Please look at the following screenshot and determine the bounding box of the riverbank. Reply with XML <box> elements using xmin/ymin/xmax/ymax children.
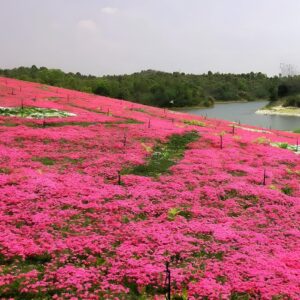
<box><xmin>256</xmin><ymin>105</ymin><xmax>300</xmax><ymax>117</ymax></box>
<box><xmin>171</xmin><ymin>99</ymin><xmax>253</xmax><ymax>111</ymax></box>
<box><xmin>172</xmin><ymin>100</ymin><xmax>299</xmax><ymax>131</ymax></box>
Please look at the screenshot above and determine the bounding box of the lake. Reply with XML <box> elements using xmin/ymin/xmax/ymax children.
<box><xmin>177</xmin><ymin>101</ymin><xmax>300</xmax><ymax>131</ymax></box>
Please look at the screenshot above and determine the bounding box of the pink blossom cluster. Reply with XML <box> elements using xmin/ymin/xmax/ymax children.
<box><xmin>0</xmin><ymin>77</ymin><xmax>299</xmax><ymax>299</ymax></box>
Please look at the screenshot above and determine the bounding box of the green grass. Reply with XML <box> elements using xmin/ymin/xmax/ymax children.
<box><xmin>35</xmin><ymin>121</ymin><xmax>97</xmax><ymax>128</ymax></box>
<box><xmin>293</xmin><ymin>129</ymin><xmax>300</xmax><ymax>133</ymax></box>
<box><xmin>122</xmin><ymin>131</ymin><xmax>199</xmax><ymax>177</ymax></box>
<box><xmin>167</xmin><ymin>207</ymin><xmax>193</xmax><ymax>220</ymax></box>
<box><xmin>282</xmin><ymin>186</ymin><xmax>293</xmax><ymax>195</ymax></box>
<box><xmin>1</xmin><ymin>120</ymin><xmax>142</xmax><ymax>128</ymax></box>
<box><xmin>183</xmin><ymin>119</ymin><xmax>206</xmax><ymax>127</ymax></box>
<box><xmin>32</xmin><ymin>157</ymin><xmax>56</xmax><ymax>166</ymax></box>
<box><xmin>0</xmin><ymin>253</ymin><xmax>53</xmax><ymax>299</ymax></box>
<box><xmin>230</xmin><ymin>292</ymin><xmax>253</xmax><ymax>300</ymax></box>
<box><xmin>192</xmin><ymin>249</ymin><xmax>224</xmax><ymax>260</ymax></box>
<box><xmin>0</xmin><ymin>167</ymin><xmax>11</xmax><ymax>174</ymax></box>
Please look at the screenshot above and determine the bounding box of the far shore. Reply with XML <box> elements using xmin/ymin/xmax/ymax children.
<box><xmin>256</xmin><ymin>105</ymin><xmax>300</xmax><ymax>117</ymax></box>
<box><xmin>170</xmin><ymin>99</ymin><xmax>266</xmax><ymax>111</ymax></box>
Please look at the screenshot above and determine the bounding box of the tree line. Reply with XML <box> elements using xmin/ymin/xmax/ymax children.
<box><xmin>0</xmin><ymin>65</ymin><xmax>299</xmax><ymax>107</ymax></box>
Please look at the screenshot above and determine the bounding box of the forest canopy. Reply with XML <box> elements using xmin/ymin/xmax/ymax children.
<box><xmin>1</xmin><ymin>65</ymin><xmax>298</xmax><ymax>108</ymax></box>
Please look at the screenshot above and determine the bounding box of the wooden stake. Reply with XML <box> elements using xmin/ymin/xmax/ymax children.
<box><xmin>123</xmin><ymin>134</ymin><xmax>127</xmax><ymax>147</ymax></box>
<box><xmin>117</xmin><ymin>171</ymin><xmax>121</xmax><ymax>185</ymax></box>
<box><xmin>165</xmin><ymin>262</ymin><xmax>171</xmax><ymax>300</ymax></box>
<box><xmin>263</xmin><ymin>169</ymin><xmax>266</xmax><ymax>185</ymax></box>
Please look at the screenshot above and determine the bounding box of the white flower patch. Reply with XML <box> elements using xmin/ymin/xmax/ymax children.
<box><xmin>0</xmin><ymin>106</ymin><xmax>76</xmax><ymax>119</ymax></box>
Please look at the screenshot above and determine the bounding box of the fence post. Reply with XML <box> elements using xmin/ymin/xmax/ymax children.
<box><xmin>123</xmin><ymin>134</ymin><xmax>127</xmax><ymax>147</ymax></box>
<box><xmin>263</xmin><ymin>169</ymin><xmax>266</xmax><ymax>185</ymax></box>
<box><xmin>165</xmin><ymin>262</ymin><xmax>171</xmax><ymax>300</ymax></box>
<box><xmin>117</xmin><ymin>171</ymin><xmax>121</xmax><ymax>185</ymax></box>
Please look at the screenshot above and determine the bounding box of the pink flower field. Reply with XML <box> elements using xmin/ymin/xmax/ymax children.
<box><xmin>0</xmin><ymin>77</ymin><xmax>299</xmax><ymax>300</ymax></box>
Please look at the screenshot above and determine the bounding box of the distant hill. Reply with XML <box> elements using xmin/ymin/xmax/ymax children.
<box><xmin>0</xmin><ymin>66</ymin><xmax>276</xmax><ymax>107</ymax></box>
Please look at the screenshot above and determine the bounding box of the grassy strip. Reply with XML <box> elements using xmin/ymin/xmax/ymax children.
<box><xmin>122</xmin><ymin>131</ymin><xmax>199</xmax><ymax>177</ymax></box>
<box><xmin>0</xmin><ymin>119</ymin><xmax>143</xmax><ymax>128</ymax></box>
<box><xmin>183</xmin><ymin>119</ymin><xmax>206</xmax><ymax>127</ymax></box>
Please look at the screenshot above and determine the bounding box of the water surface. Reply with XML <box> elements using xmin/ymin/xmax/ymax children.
<box><xmin>177</xmin><ymin>101</ymin><xmax>300</xmax><ymax>131</ymax></box>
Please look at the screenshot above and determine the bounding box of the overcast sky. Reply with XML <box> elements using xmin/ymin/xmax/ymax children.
<box><xmin>1</xmin><ymin>0</ymin><xmax>300</xmax><ymax>76</ymax></box>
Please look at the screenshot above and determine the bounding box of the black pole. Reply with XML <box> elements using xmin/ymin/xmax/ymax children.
<box><xmin>21</xmin><ymin>99</ymin><xmax>24</xmax><ymax>117</ymax></box>
<box><xmin>232</xmin><ymin>125</ymin><xmax>235</xmax><ymax>135</ymax></box>
<box><xmin>123</xmin><ymin>134</ymin><xmax>127</xmax><ymax>147</ymax></box>
<box><xmin>118</xmin><ymin>171</ymin><xmax>121</xmax><ymax>185</ymax></box>
<box><xmin>220</xmin><ymin>135</ymin><xmax>223</xmax><ymax>149</ymax></box>
<box><xmin>165</xmin><ymin>262</ymin><xmax>171</xmax><ymax>300</ymax></box>
<box><xmin>263</xmin><ymin>169</ymin><xmax>266</xmax><ymax>185</ymax></box>
<box><xmin>148</xmin><ymin>119</ymin><xmax>151</xmax><ymax>128</ymax></box>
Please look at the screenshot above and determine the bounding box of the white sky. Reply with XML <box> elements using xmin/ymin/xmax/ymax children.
<box><xmin>1</xmin><ymin>0</ymin><xmax>300</xmax><ymax>76</ymax></box>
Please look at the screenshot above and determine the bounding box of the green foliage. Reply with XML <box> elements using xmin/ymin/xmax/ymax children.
<box><xmin>216</xmin><ymin>275</ymin><xmax>227</xmax><ymax>284</ymax></box>
<box><xmin>278</xmin><ymin>143</ymin><xmax>289</xmax><ymax>149</ymax></box>
<box><xmin>0</xmin><ymin>66</ymin><xmax>273</xmax><ymax>107</ymax></box>
<box><xmin>282</xmin><ymin>94</ymin><xmax>300</xmax><ymax>107</ymax></box>
<box><xmin>281</xmin><ymin>186</ymin><xmax>293</xmax><ymax>195</ymax></box>
<box><xmin>32</xmin><ymin>157</ymin><xmax>56</xmax><ymax>166</ymax></box>
<box><xmin>192</xmin><ymin>249</ymin><xmax>224</xmax><ymax>260</ymax></box>
<box><xmin>122</xmin><ymin>131</ymin><xmax>199</xmax><ymax>177</ymax></box>
<box><xmin>230</xmin><ymin>292</ymin><xmax>252</xmax><ymax>300</ymax></box>
<box><xmin>167</xmin><ymin>207</ymin><xmax>193</xmax><ymax>220</ymax></box>
<box><xmin>0</xmin><ymin>167</ymin><xmax>11</xmax><ymax>174</ymax></box>
<box><xmin>183</xmin><ymin>119</ymin><xmax>206</xmax><ymax>127</ymax></box>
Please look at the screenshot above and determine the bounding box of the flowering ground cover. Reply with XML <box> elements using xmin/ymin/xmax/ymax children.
<box><xmin>0</xmin><ymin>77</ymin><xmax>299</xmax><ymax>300</ymax></box>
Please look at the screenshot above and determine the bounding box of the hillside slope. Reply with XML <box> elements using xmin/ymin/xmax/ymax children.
<box><xmin>0</xmin><ymin>77</ymin><xmax>299</xmax><ymax>299</ymax></box>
